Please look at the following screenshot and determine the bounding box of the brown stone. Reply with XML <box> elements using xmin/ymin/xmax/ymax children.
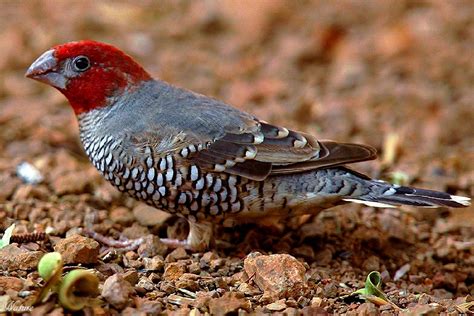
<box><xmin>0</xmin><ymin>276</ymin><xmax>24</xmax><ymax>291</ymax></box>
<box><xmin>244</xmin><ymin>252</ymin><xmax>307</xmax><ymax>299</ymax></box>
<box><xmin>356</xmin><ymin>302</ymin><xmax>379</xmax><ymax>315</ymax></box>
<box><xmin>0</xmin><ymin>244</ymin><xmax>43</xmax><ymax>271</ymax></box>
<box><xmin>208</xmin><ymin>292</ymin><xmax>251</xmax><ymax>315</ymax></box>
<box><xmin>163</xmin><ymin>262</ymin><xmax>187</xmax><ymax>281</ymax></box>
<box><xmin>265</xmin><ymin>299</ymin><xmax>287</xmax><ymax>312</ymax></box>
<box><xmin>53</xmin><ymin>234</ymin><xmax>99</xmax><ymax>264</ymax></box>
<box><xmin>137</xmin><ymin>235</ymin><xmax>168</xmax><ymax>258</ymax></box>
<box><xmin>51</xmin><ymin>171</ymin><xmax>90</xmax><ymax>195</ymax></box>
<box><xmin>143</xmin><ymin>256</ymin><xmax>165</xmax><ymax>271</ymax></box>
<box><xmin>166</xmin><ymin>247</ymin><xmax>188</xmax><ymax>262</ymax></box>
<box><xmin>102</xmin><ymin>274</ymin><xmax>135</xmax><ymax>310</ymax></box>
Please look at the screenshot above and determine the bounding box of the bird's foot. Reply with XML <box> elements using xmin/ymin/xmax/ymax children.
<box><xmin>84</xmin><ymin>228</ymin><xmax>144</xmax><ymax>251</ymax></box>
<box><xmin>84</xmin><ymin>221</ymin><xmax>214</xmax><ymax>252</ymax></box>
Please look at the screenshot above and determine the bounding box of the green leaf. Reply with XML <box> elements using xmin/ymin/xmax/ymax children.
<box><xmin>352</xmin><ymin>271</ymin><xmax>400</xmax><ymax>310</ymax></box>
<box><xmin>0</xmin><ymin>224</ymin><xmax>15</xmax><ymax>249</ymax></box>
<box><xmin>354</xmin><ymin>271</ymin><xmax>387</xmax><ymax>299</ymax></box>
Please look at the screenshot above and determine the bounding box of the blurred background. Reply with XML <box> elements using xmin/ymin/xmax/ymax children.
<box><xmin>0</xmin><ymin>1</ymin><xmax>473</xmax><ymax>311</ymax></box>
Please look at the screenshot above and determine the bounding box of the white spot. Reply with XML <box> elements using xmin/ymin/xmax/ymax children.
<box><xmin>294</xmin><ymin>136</ymin><xmax>307</xmax><ymax>148</ymax></box>
<box><xmin>206</xmin><ymin>174</ymin><xmax>214</xmax><ymax>187</ymax></box>
<box><xmin>245</xmin><ymin>148</ymin><xmax>257</xmax><ymax>159</ymax></box>
<box><xmin>277</xmin><ymin>127</ymin><xmax>289</xmax><ymax>138</ymax></box>
<box><xmin>146</xmin><ymin>183</ymin><xmax>155</xmax><ymax>194</ymax></box>
<box><xmin>131</xmin><ymin>167</ymin><xmax>139</xmax><ymax>179</ymax></box>
<box><xmin>214</xmin><ymin>164</ymin><xmax>225</xmax><ymax>172</ymax></box>
<box><xmin>213</xmin><ymin>179</ymin><xmax>222</xmax><ymax>192</ymax></box>
<box><xmin>197</xmin><ymin>143</ymin><xmax>203</xmax><ymax>151</ymax></box>
<box><xmin>96</xmin><ymin>147</ymin><xmax>105</xmax><ymax>160</ymax></box>
<box><xmin>99</xmin><ymin>136</ymin><xmax>108</xmax><ymax>147</ymax></box>
<box><xmin>16</xmin><ymin>162</ymin><xmax>43</xmax><ymax>185</ymax></box>
<box><xmin>225</xmin><ymin>160</ymin><xmax>236</xmax><ymax>167</ymax></box>
<box><xmin>450</xmin><ymin>195</ymin><xmax>471</xmax><ymax>206</ymax></box>
<box><xmin>175</xmin><ymin>173</ymin><xmax>183</xmax><ymax>186</ymax></box>
<box><xmin>201</xmin><ymin>193</ymin><xmax>211</xmax><ymax>206</ymax></box>
<box><xmin>231</xmin><ymin>200</ymin><xmax>241</xmax><ymax>213</ymax></box>
<box><xmin>158</xmin><ymin>186</ymin><xmax>166</xmax><ymax>196</ymax></box>
<box><xmin>230</xmin><ymin>187</ymin><xmax>238</xmax><ymax>202</ymax></box>
<box><xmin>195</xmin><ymin>178</ymin><xmax>205</xmax><ymax>190</ymax></box>
<box><xmin>140</xmin><ymin>191</ymin><xmax>147</xmax><ymax>199</ymax></box>
<box><xmin>220</xmin><ymin>189</ymin><xmax>227</xmax><ymax>201</ymax></box>
<box><xmin>159</xmin><ymin>158</ymin><xmax>166</xmax><ymax>170</ymax></box>
<box><xmin>190</xmin><ymin>165</ymin><xmax>199</xmax><ymax>181</ymax></box>
<box><xmin>105</xmin><ymin>153</ymin><xmax>113</xmax><ymax>165</ymax></box>
<box><xmin>147</xmin><ymin>168</ymin><xmax>156</xmax><ymax>181</ymax></box>
<box><xmin>114</xmin><ymin>177</ymin><xmax>121</xmax><ymax>186</ymax></box>
<box><xmin>123</xmin><ymin>168</ymin><xmax>130</xmax><ymax>179</ymax></box>
<box><xmin>180</xmin><ymin>148</ymin><xmax>189</xmax><ymax>158</ymax></box>
<box><xmin>178</xmin><ymin>193</ymin><xmax>187</xmax><ymax>204</ymax></box>
<box><xmin>156</xmin><ymin>173</ymin><xmax>164</xmax><ymax>186</ymax></box>
<box><xmin>253</xmin><ymin>133</ymin><xmax>264</xmax><ymax>144</ymax></box>
<box><xmin>165</xmin><ymin>168</ymin><xmax>174</xmax><ymax>181</ymax></box>
<box><xmin>146</xmin><ymin>156</ymin><xmax>153</xmax><ymax>168</ymax></box>
<box><xmin>166</xmin><ymin>155</ymin><xmax>173</xmax><ymax>168</ymax></box>
<box><xmin>125</xmin><ymin>181</ymin><xmax>133</xmax><ymax>190</ymax></box>
<box><xmin>190</xmin><ymin>201</ymin><xmax>199</xmax><ymax>211</ymax></box>
<box><xmin>134</xmin><ymin>182</ymin><xmax>141</xmax><ymax>191</ymax></box>
<box><xmin>152</xmin><ymin>192</ymin><xmax>161</xmax><ymax>201</ymax></box>
<box><xmin>383</xmin><ymin>188</ymin><xmax>397</xmax><ymax>195</ymax></box>
<box><xmin>228</xmin><ymin>176</ymin><xmax>237</xmax><ymax>187</ymax></box>
<box><xmin>343</xmin><ymin>198</ymin><xmax>396</xmax><ymax>208</ymax></box>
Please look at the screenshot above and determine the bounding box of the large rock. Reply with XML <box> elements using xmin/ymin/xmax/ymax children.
<box><xmin>243</xmin><ymin>252</ymin><xmax>307</xmax><ymax>299</ymax></box>
<box><xmin>0</xmin><ymin>244</ymin><xmax>43</xmax><ymax>271</ymax></box>
<box><xmin>53</xmin><ymin>234</ymin><xmax>99</xmax><ymax>264</ymax></box>
<box><xmin>102</xmin><ymin>274</ymin><xmax>135</xmax><ymax>310</ymax></box>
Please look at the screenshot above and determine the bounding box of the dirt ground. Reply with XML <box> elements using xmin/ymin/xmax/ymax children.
<box><xmin>0</xmin><ymin>1</ymin><xmax>473</xmax><ymax>315</ymax></box>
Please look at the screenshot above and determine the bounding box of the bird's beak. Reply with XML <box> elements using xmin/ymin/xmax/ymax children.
<box><xmin>25</xmin><ymin>49</ymin><xmax>67</xmax><ymax>89</ymax></box>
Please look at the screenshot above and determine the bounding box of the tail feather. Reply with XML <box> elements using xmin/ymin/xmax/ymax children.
<box><xmin>344</xmin><ymin>183</ymin><xmax>470</xmax><ymax>208</ymax></box>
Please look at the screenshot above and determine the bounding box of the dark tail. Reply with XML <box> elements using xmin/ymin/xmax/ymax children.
<box><xmin>344</xmin><ymin>181</ymin><xmax>470</xmax><ymax>209</ymax></box>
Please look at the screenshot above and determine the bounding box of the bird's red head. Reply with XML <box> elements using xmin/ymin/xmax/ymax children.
<box><xmin>26</xmin><ymin>40</ymin><xmax>152</xmax><ymax>114</ymax></box>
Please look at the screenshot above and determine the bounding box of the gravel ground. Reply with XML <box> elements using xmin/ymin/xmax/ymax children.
<box><xmin>0</xmin><ymin>1</ymin><xmax>473</xmax><ymax>315</ymax></box>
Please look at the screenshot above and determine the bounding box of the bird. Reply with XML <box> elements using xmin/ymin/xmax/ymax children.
<box><xmin>26</xmin><ymin>40</ymin><xmax>470</xmax><ymax>251</ymax></box>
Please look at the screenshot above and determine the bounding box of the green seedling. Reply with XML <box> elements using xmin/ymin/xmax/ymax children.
<box><xmin>36</xmin><ymin>252</ymin><xmax>99</xmax><ymax>311</ymax></box>
<box><xmin>353</xmin><ymin>271</ymin><xmax>400</xmax><ymax>310</ymax></box>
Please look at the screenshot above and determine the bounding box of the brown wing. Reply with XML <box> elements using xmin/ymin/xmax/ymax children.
<box><xmin>190</xmin><ymin>120</ymin><xmax>377</xmax><ymax>181</ymax></box>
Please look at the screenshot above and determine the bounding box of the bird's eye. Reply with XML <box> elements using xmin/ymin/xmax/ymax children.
<box><xmin>72</xmin><ymin>56</ymin><xmax>90</xmax><ymax>72</ymax></box>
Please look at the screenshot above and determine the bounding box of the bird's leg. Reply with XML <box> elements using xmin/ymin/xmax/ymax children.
<box><xmin>86</xmin><ymin>221</ymin><xmax>214</xmax><ymax>252</ymax></box>
<box><xmin>84</xmin><ymin>228</ymin><xmax>144</xmax><ymax>251</ymax></box>
<box><xmin>160</xmin><ymin>221</ymin><xmax>214</xmax><ymax>251</ymax></box>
